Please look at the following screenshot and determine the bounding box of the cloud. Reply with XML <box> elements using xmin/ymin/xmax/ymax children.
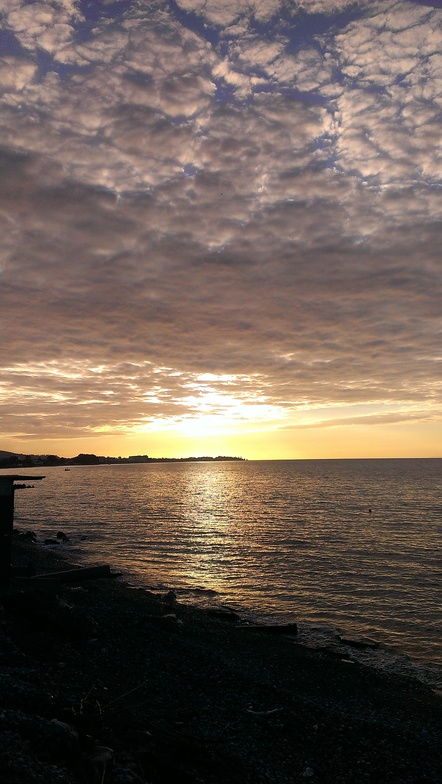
<box><xmin>292</xmin><ymin>409</ymin><xmax>440</xmax><ymax>430</ymax></box>
<box><xmin>331</xmin><ymin>2</ymin><xmax>442</xmax><ymax>183</ymax></box>
<box><xmin>175</xmin><ymin>0</ymin><xmax>282</xmax><ymax>27</ymax></box>
<box><xmin>0</xmin><ymin>0</ymin><xmax>83</xmax><ymax>56</ymax></box>
<box><xmin>175</xmin><ymin>0</ymin><xmax>364</xmax><ymax>26</ymax></box>
<box><xmin>0</xmin><ymin>56</ymin><xmax>37</xmax><ymax>92</ymax></box>
<box><xmin>0</xmin><ymin>0</ymin><xmax>441</xmax><ymax>450</ymax></box>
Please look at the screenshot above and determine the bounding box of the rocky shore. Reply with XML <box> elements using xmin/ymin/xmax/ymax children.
<box><xmin>1</xmin><ymin>533</ymin><xmax>441</xmax><ymax>784</ymax></box>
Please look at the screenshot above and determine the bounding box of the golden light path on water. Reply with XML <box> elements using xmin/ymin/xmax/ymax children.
<box><xmin>8</xmin><ymin>458</ymin><xmax>442</xmax><ymax>687</ymax></box>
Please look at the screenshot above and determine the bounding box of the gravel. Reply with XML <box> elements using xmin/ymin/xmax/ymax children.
<box><xmin>1</xmin><ymin>534</ymin><xmax>441</xmax><ymax>784</ymax></box>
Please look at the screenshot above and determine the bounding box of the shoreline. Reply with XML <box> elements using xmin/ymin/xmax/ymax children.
<box><xmin>50</xmin><ymin>532</ymin><xmax>442</xmax><ymax>690</ymax></box>
<box><xmin>1</xmin><ymin>533</ymin><xmax>441</xmax><ymax>783</ymax></box>
<box><xmin>8</xmin><ymin>459</ymin><xmax>441</xmax><ymax>679</ymax></box>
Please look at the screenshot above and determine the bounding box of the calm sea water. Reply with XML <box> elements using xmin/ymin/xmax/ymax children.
<box><xmin>7</xmin><ymin>459</ymin><xmax>442</xmax><ymax>687</ymax></box>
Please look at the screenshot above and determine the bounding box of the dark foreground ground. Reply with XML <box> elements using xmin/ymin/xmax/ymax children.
<box><xmin>1</xmin><ymin>534</ymin><xmax>441</xmax><ymax>784</ymax></box>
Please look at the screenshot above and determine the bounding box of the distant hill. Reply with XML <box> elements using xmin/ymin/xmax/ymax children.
<box><xmin>0</xmin><ymin>451</ymin><xmax>245</xmax><ymax>468</ymax></box>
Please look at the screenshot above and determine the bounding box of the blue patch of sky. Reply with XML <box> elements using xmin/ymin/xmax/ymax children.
<box><xmin>251</xmin><ymin>7</ymin><xmax>363</xmax><ymax>56</ymax></box>
<box><xmin>0</xmin><ymin>27</ymin><xmax>92</xmax><ymax>84</ymax></box>
<box><xmin>32</xmin><ymin>1</ymin><xmax>135</xmax><ymax>82</ymax></box>
<box><xmin>0</xmin><ymin>29</ymin><xmax>27</xmax><ymax>57</ymax></box>
<box><xmin>309</xmin><ymin>130</ymin><xmax>338</xmax><ymax>163</ymax></box>
<box><xmin>393</xmin><ymin>73</ymin><xmax>410</xmax><ymax>86</ymax></box>
<box><xmin>168</xmin><ymin>0</ymin><xmax>221</xmax><ymax>48</ymax></box>
<box><xmin>183</xmin><ymin>163</ymin><xmax>199</xmax><ymax>177</ymax></box>
<box><xmin>35</xmin><ymin>49</ymin><xmax>58</xmax><ymax>79</ymax></box>
<box><xmin>164</xmin><ymin>2</ymin><xmax>366</xmax><ymax>109</ymax></box>
<box><xmin>213</xmin><ymin>72</ymin><xmax>328</xmax><ymax>109</ymax></box>
<box><xmin>213</xmin><ymin>81</ymin><xmax>237</xmax><ymax>104</ymax></box>
<box><xmin>254</xmin><ymin>84</ymin><xmax>327</xmax><ymax>106</ymax></box>
<box><xmin>78</xmin><ymin>0</ymin><xmax>132</xmax><ymax>27</ymax></box>
<box><xmin>37</xmin><ymin>50</ymin><xmax>94</xmax><ymax>82</ymax></box>
<box><xmin>75</xmin><ymin>0</ymin><xmax>132</xmax><ymax>43</ymax></box>
<box><xmin>410</xmin><ymin>0</ymin><xmax>442</xmax><ymax>8</ymax></box>
<box><xmin>169</xmin><ymin>114</ymin><xmax>192</xmax><ymax>126</ymax></box>
<box><xmin>355</xmin><ymin>82</ymin><xmax>388</xmax><ymax>97</ymax></box>
<box><xmin>56</xmin><ymin>62</ymin><xmax>96</xmax><ymax>81</ymax></box>
<box><xmin>124</xmin><ymin>71</ymin><xmax>153</xmax><ymax>89</ymax></box>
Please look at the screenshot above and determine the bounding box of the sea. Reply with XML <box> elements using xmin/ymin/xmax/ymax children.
<box><xmin>5</xmin><ymin>458</ymin><xmax>442</xmax><ymax>689</ymax></box>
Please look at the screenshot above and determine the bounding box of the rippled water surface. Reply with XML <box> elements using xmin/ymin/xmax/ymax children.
<box><xmin>8</xmin><ymin>459</ymin><xmax>442</xmax><ymax>683</ymax></box>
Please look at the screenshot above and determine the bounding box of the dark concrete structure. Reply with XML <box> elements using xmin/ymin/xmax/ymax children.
<box><xmin>0</xmin><ymin>475</ymin><xmax>44</xmax><ymax>588</ymax></box>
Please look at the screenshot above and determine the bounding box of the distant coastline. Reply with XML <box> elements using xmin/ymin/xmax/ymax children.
<box><xmin>0</xmin><ymin>450</ymin><xmax>245</xmax><ymax>469</ymax></box>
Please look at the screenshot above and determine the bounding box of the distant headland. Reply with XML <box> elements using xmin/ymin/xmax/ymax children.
<box><xmin>0</xmin><ymin>450</ymin><xmax>245</xmax><ymax>469</ymax></box>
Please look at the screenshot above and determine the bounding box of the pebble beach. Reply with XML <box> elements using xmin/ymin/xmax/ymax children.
<box><xmin>1</xmin><ymin>532</ymin><xmax>441</xmax><ymax>784</ymax></box>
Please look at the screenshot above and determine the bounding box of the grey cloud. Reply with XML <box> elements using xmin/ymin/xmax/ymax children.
<box><xmin>231</xmin><ymin>37</ymin><xmax>287</xmax><ymax>70</ymax></box>
<box><xmin>331</xmin><ymin>2</ymin><xmax>442</xmax><ymax>184</ymax></box>
<box><xmin>175</xmin><ymin>0</ymin><xmax>251</xmax><ymax>27</ymax></box>
<box><xmin>292</xmin><ymin>410</ymin><xmax>440</xmax><ymax>430</ymax></box>
<box><xmin>293</xmin><ymin>0</ymin><xmax>365</xmax><ymax>10</ymax></box>
<box><xmin>0</xmin><ymin>357</ymin><xmax>275</xmax><ymax>440</ymax></box>
<box><xmin>175</xmin><ymin>0</ymin><xmax>363</xmax><ymax>27</ymax></box>
<box><xmin>0</xmin><ymin>57</ymin><xmax>37</xmax><ymax>93</ymax></box>
<box><xmin>1</xmin><ymin>1</ymin><xmax>82</xmax><ymax>55</ymax></box>
<box><xmin>0</xmin><ymin>0</ymin><xmax>441</xmax><ymax>446</ymax></box>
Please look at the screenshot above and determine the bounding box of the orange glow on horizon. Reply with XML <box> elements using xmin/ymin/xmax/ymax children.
<box><xmin>3</xmin><ymin>361</ymin><xmax>441</xmax><ymax>461</ymax></box>
<box><xmin>4</xmin><ymin>419</ymin><xmax>442</xmax><ymax>461</ymax></box>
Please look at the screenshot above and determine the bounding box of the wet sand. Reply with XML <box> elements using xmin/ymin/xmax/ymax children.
<box><xmin>1</xmin><ymin>533</ymin><xmax>441</xmax><ymax>783</ymax></box>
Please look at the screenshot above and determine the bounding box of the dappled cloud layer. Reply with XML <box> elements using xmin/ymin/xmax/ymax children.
<box><xmin>0</xmin><ymin>0</ymin><xmax>441</xmax><ymax>454</ymax></box>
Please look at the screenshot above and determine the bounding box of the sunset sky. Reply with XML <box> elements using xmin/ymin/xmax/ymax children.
<box><xmin>1</xmin><ymin>0</ymin><xmax>441</xmax><ymax>460</ymax></box>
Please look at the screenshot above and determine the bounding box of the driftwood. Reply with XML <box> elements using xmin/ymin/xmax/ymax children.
<box><xmin>239</xmin><ymin>623</ymin><xmax>298</xmax><ymax>635</ymax></box>
<box><xmin>32</xmin><ymin>564</ymin><xmax>114</xmax><ymax>583</ymax></box>
<box><xmin>339</xmin><ymin>636</ymin><xmax>379</xmax><ymax>650</ymax></box>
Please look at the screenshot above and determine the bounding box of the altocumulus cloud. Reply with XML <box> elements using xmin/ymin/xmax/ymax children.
<box><xmin>0</xmin><ymin>0</ymin><xmax>441</xmax><ymax>447</ymax></box>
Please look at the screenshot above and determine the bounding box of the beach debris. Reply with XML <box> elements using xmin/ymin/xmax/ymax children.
<box><xmin>246</xmin><ymin>706</ymin><xmax>283</xmax><ymax>716</ymax></box>
<box><xmin>339</xmin><ymin>636</ymin><xmax>379</xmax><ymax>650</ymax></box>
<box><xmin>102</xmin><ymin>684</ymin><xmax>147</xmax><ymax>713</ymax></box>
<box><xmin>239</xmin><ymin>622</ymin><xmax>298</xmax><ymax>635</ymax></box>
<box><xmin>89</xmin><ymin>744</ymin><xmax>115</xmax><ymax>765</ymax></box>
<box><xmin>207</xmin><ymin>607</ymin><xmax>240</xmax><ymax>622</ymax></box>
<box><xmin>32</xmin><ymin>564</ymin><xmax>115</xmax><ymax>583</ymax></box>
<box><xmin>88</xmin><ymin>743</ymin><xmax>115</xmax><ymax>783</ymax></box>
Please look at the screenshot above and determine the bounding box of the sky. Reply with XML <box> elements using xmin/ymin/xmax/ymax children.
<box><xmin>0</xmin><ymin>0</ymin><xmax>441</xmax><ymax>460</ymax></box>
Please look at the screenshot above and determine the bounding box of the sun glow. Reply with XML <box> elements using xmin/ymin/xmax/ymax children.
<box><xmin>3</xmin><ymin>360</ymin><xmax>442</xmax><ymax>461</ymax></box>
<box><xmin>137</xmin><ymin>386</ymin><xmax>287</xmax><ymax>438</ymax></box>
<box><xmin>119</xmin><ymin>371</ymin><xmax>287</xmax><ymax>438</ymax></box>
